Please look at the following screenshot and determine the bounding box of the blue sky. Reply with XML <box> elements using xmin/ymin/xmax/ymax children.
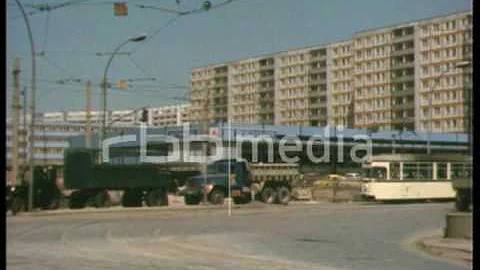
<box><xmin>6</xmin><ymin>0</ymin><xmax>471</xmax><ymax>114</ymax></box>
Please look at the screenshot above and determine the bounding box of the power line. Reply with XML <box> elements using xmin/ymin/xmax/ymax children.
<box><xmin>129</xmin><ymin>0</ymin><xmax>239</xmax><ymax>56</ymax></box>
<box><xmin>38</xmin><ymin>55</ymin><xmax>77</xmax><ymax>79</ymax></box>
<box><xmin>128</xmin><ymin>15</ymin><xmax>181</xmax><ymax>56</ymax></box>
<box><xmin>21</xmin><ymin>79</ymin><xmax>186</xmax><ymax>96</ymax></box>
<box><xmin>127</xmin><ymin>55</ymin><xmax>190</xmax><ymax>89</ymax></box>
<box><xmin>32</xmin><ymin>50</ymin><xmax>131</xmax><ymax>56</ymax></box>
<box><xmin>42</xmin><ymin>9</ymin><xmax>51</xmax><ymax>52</ymax></box>
<box><xmin>9</xmin><ymin>0</ymin><xmax>95</xmax><ymax>20</ymax></box>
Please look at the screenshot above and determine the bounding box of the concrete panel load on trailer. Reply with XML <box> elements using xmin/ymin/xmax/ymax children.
<box><xmin>248</xmin><ymin>163</ymin><xmax>300</xmax><ymax>182</ymax></box>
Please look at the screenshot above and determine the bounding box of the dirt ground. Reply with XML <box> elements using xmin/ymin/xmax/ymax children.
<box><xmin>311</xmin><ymin>181</ymin><xmax>363</xmax><ymax>202</ymax></box>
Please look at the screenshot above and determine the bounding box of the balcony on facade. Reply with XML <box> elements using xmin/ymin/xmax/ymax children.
<box><xmin>308</xmin><ymin>48</ymin><xmax>327</xmax><ymax>62</ymax></box>
<box><xmin>392</xmin><ymin>26</ymin><xmax>415</xmax><ymax>43</ymax></box>
<box><xmin>259</xmin><ymin>58</ymin><xmax>275</xmax><ymax>71</ymax></box>
<box><xmin>391</xmin><ymin>40</ymin><xmax>415</xmax><ymax>57</ymax></box>
<box><xmin>213</xmin><ymin>65</ymin><xmax>228</xmax><ymax>76</ymax></box>
<box><xmin>309</xmin><ymin>63</ymin><xmax>327</xmax><ymax>74</ymax></box>
<box><xmin>391</xmin><ymin>68</ymin><xmax>414</xmax><ymax>83</ymax></box>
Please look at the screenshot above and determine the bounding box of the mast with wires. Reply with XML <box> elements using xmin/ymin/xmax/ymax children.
<box><xmin>85</xmin><ymin>80</ymin><xmax>92</xmax><ymax>148</ymax></box>
<box><xmin>11</xmin><ymin>57</ymin><xmax>21</xmax><ymax>186</ymax></box>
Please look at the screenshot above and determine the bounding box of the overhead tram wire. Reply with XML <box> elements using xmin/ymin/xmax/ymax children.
<box><xmin>9</xmin><ymin>0</ymin><xmax>95</xmax><ymax>20</ymax></box>
<box><xmin>42</xmin><ymin>7</ymin><xmax>51</xmax><ymax>52</ymax></box>
<box><xmin>128</xmin><ymin>16</ymin><xmax>181</xmax><ymax>56</ymax></box>
<box><xmin>126</xmin><ymin>55</ymin><xmax>190</xmax><ymax>90</ymax></box>
<box><xmin>21</xmin><ymin>79</ymin><xmax>185</xmax><ymax>98</ymax></box>
<box><xmin>130</xmin><ymin>0</ymin><xmax>239</xmax><ymax>56</ymax></box>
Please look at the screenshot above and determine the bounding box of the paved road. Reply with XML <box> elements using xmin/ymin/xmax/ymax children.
<box><xmin>7</xmin><ymin>202</ymin><xmax>469</xmax><ymax>270</ymax></box>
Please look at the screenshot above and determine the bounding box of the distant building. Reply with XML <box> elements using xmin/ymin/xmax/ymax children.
<box><xmin>5</xmin><ymin>104</ymin><xmax>191</xmax><ymax>172</ymax></box>
<box><xmin>40</xmin><ymin>104</ymin><xmax>191</xmax><ymax>127</ymax></box>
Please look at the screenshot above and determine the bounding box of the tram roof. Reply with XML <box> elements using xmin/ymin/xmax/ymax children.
<box><xmin>367</xmin><ymin>153</ymin><xmax>472</xmax><ymax>162</ymax></box>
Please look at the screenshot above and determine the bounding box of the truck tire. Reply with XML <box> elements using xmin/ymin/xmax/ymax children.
<box><xmin>184</xmin><ymin>194</ymin><xmax>201</xmax><ymax>205</ymax></box>
<box><xmin>121</xmin><ymin>189</ymin><xmax>143</xmax><ymax>207</ymax></box>
<box><xmin>276</xmin><ymin>186</ymin><xmax>291</xmax><ymax>205</ymax></box>
<box><xmin>68</xmin><ymin>191</ymin><xmax>87</xmax><ymax>209</ymax></box>
<box><xmin>232</xmin><ymin>196</ymin><xmax>251</xmax><ymax>204</ymax></box>
<box><xmin>251</xmin><ymin>183</ymin><xmax>262</xmax><ymax>200</ymax></box>
<box><xmin>261</xmin><ymin>187</ymin><xmax>277</xmax><ymax>204</ymax></box>
<box><xmin>455</xmin><ymin>189</ymin><xmax>470</xmax><ymax>212</ymax></box>
<box><xmin>146</xmin><ymin>189</ymin><xmax>168</xmax><ymax>207</ymax></box>
<box><xmin>11</xmin><ymin>196</ymin><xmax>26</xmax><ymax>215</ymax></box>
<box><xmin>94</xmin><ymin>190</ymin><xmax>111</xmax><ymax>208</ymax></box>
<box><xmin>41</xmin><ymin>196</ymin><xmax>61</xmax><ymax>210</ymax></box>
<box><xmin>209</xmin><ymin>189</ymin><xmax>225</xmax><ymax>205</ymax></box>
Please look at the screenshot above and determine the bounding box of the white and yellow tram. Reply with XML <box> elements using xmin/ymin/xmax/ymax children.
<box><xmin>360</xmin><ymin>154</ymin><xmax>472</xmax><ymax>201</ymax></box>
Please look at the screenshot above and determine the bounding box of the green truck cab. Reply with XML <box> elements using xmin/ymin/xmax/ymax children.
<box><xmin>6</xmin><ymin>165</ymin><xmax>62</xmax><ymax>214</ymax></box>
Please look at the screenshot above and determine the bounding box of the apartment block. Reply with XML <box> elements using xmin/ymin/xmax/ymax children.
<box><xmin>275</xmin><ymin>48</ymin><xmax>311</xmax><ymax>126</ymax></box>
<box><xmin>149</xmin><ymin>104</ymin><xmax>190</xmax><ymax>127</ymax></box>
<box><xmin>327</xmin><ymin>40</ymin><xmax>354</xmax><ymax>127</ymax></box>
<box><xmin>229</xmin><ymin>56</ymin><xmax>275</xmax><ymax>124</ymax></box>
<box><xmin>352</xmin><ymin>21</ymin><xmax>417</xmax><ymax>131</ymax></box>
<box><xmin>416</xmin><ymin>11</ymin><xmax>473</xmax><ymax>133</ymax></box>
<box><xmin>189</xmin><ymin>11</ymin><xmax>472</xmax><ymax>133</ymax></box>
<box><xmin>190</xmin><ymin>65</ymin><xmax>228</xmax><ymax>131</ymax></box>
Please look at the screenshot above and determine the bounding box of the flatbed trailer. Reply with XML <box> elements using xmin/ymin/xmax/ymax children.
<box><xmin>63</xmin><ymin>148</ymin><xmax>202</xmax><ymax>209</ymax></box>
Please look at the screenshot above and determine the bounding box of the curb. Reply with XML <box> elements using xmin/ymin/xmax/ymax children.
<box><xmin>411</xmin><ymin>232</ymin><xmax>472</xmax><ymax>266</ymax></box>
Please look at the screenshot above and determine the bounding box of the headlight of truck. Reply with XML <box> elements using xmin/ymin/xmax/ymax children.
<box><xmin>230</xmin><ymin>173</ymin><xmax>237</xmax><ymax>185</ymax></box>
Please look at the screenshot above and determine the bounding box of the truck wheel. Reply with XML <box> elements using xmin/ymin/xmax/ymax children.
<box><xmin>232</xmin><ymin>196</ymin><xmax>251</xmax><ymax>204</ymax></box>
<box><xmin>11</xmin><ymin>196</ymin><xmax>26</xmax><ymax>215</ymax></box>
<box><xmin>251</xmin><ymin>183</ymin><xmax>262</xmax><ymax>200</ymax></box>
<box><xmin>94</xmin><ymin>190</ymin><xmax>111</xmax><ymax>208</ymax></box>
<box><xmin>455</xmin><ymin>189</ymin><xmax>470</xmax><ymax>212</ymax></box>
<box><xmin>121</xmin><ymin>190</ymin><xmax>143</xmax><ymax>207</ymax></box>
<box><xmin>43</xmin><ymin>196</ymin><xmax>61</xmax><ymax>210</ymax></box>
<box><xmin>146</xmin><ymin>189</ymin><xmax>168</xmax><ymax>207</ymax></box>
<box><xmin>261</xmin><ymin>187</ymin><xmax>277</xmax><ymax>204</ymax></box>
<box><xmin>68</xmin><ymin>191</ymin><xmax>87</xmax><ymax>209</ymax></box>
<box><xmin>184</xmin><ymin>194</ymin><xmax>201</xmax><ymax>205</ymax></box>
<box><xmin>209</xmin><ymin>189</ymin><xmax>225</xmax><ymax>205</ymax></box>
<box><xmin>276</xmin><ymin>186</ymin><xmax>291</xmax><ymax>205</ymax></box>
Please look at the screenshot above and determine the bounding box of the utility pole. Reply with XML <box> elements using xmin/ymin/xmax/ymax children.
<box><xmin>11</xmin><ymin>57</ymin><xmax>21</xmax><ymax>187</ymax></box>
<box><xmin>85</xmin><ymin>80</ymin><xmax>92</xmax><ymax>148</ymax></box>
<box><xmin>22</xmin><ymin>87</ymin><xmax>28</xmax><ymax>179</ymax></box>
<box><xmin>43</xmin><ymin>118</ymin><xmax>47</xmax><ymax>165</ymax></box>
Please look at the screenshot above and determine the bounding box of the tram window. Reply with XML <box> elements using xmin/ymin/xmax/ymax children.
<box><xmin>403</xmin><ymin>163</ymin><xmax>417</xmax><ymax>180</ymax></box>
<box><xmin>390</xmin><ymin>163</ymin><xmax>400</xmax><ymax>179</ymax></box>
<box><xmin>375</xmin><ymin>168</ymin><xmax>386</xmax><ymax>179</ymax></box>
<box><xmin>366</xmin><ymin>167</ymin><xmax>387</xmax><ymax>180</ymax></box>
<box><xmin>451</xmin><ymin>163</ymin><xmax>464</xmax><ymax>179</ymax></box>
<box><xmin>465</xmin><ymin>165</ymin><xmax>472</xmax><ymax>178</ymax></box>
<box><xmin>436</xmin><ymin>163</ymin><xmax>447</xmax><ymax>179</ymax></box>
<box><xmin>418</xmin><ymin>163</ymin><xmax>432</xmax><ymax>179</ymax></box>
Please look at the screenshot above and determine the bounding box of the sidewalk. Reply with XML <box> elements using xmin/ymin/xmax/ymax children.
<box><xmin>415</xmin><ymin>233</ymin><xmax>472</xmax><ymax>267</ymax></box>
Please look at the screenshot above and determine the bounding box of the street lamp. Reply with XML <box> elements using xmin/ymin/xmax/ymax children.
<box><xmin>14</xmin><ymin>0</ymin><xmax>37</xmax><ymax>212</ymax></box>
<box><xmin>455</xmin><ymin>61</ymin><xmax>472</xmax><ymax>156</ymax></box>
<box><xmin>101</xmin><ymin>34</ymin><xmax>147</xmax><ymax>154</ymax></box>
<box><xmin>426</xmin><ymin>61</ymin><xmax>471</xmax><ymax>155</ymax></box>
